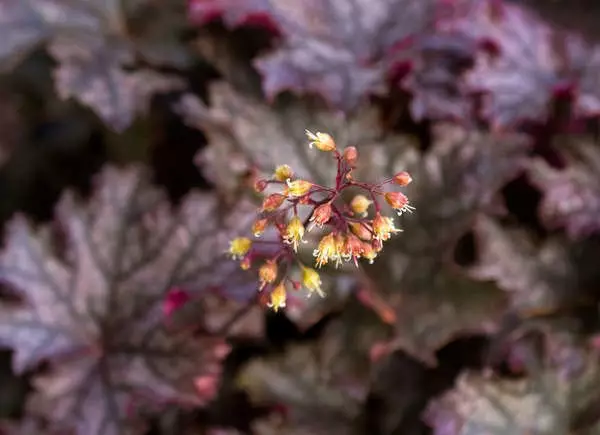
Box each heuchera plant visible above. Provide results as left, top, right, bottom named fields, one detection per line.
left=228, top=130, right=413, bottom=311
left=3, top=0, right=600, bottom=434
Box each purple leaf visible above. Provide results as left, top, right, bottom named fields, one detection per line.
left=189, top=0, right=437, bottom=110
left=437, top=0, right=594, bottom=127
left=255, top=0, right=437, bottom=110
left=362, top=124, right=530, bottom=364
left=237, top=303, right=381, bottom=434
left=424, top=330, right=600, bottom=435
left=456, top=0, right=564, bottom=126
left=178, top=82, right=407, bottom=198
left=49, top=43, right=184, bottom=132
left=401, top=32, right=477, bottom=121
left=0, top=165, right=257, bottom=434
left=469, top=215, right=594, bottom=315
left=0, top=0, right=189, bottom=131
left=0, top=0, right=48, bottom=71
left=529, top=137, right=600, bottom=238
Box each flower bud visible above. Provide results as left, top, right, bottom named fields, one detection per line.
left=282, top=216, right=305, bottom=252
left=313, top=232, right=341, bottom=268
left=392, top=171, right=412, bottom=186
left=274, top=164, right=293, bottom=181
left=343, top=233, right=364, bottom=267
left=254, top=178, right=268, bottom=192
left=284, top=179, right=312, bottom=197
left=268, top=282, right=287, bottom=312
left=262, top=193, right=286, bottom=211
left=301, top=267, right=324, bottom=297
left=343, top=146, right=358, bottom=166
left=384, top=192, right=415, bottom=215
left=372, top=213, right=400, bottom=241
left=240, top=256, right=252, bottom=270
left=258, top=260, right=278, bottom=290
left=306, top=130, right=336, bottom=151
left=252, top=218, right=268, bottom=237
left=361, top=242, right=378, bottom=264
left=228, top=237, right=252, bottom=259
left=350, top=194, right=372, bottom=216
left=349, top=222, right=372, bottom=240
left=309, top=203, right=332, bottom=229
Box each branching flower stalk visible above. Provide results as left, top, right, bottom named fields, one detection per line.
left=228, top=130, right=414, bottom=311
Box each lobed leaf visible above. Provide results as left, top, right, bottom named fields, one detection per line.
left=362, top=124, right=530, bottom=364
left=178, top=82, right=416, bottom=196
left=424, top=333, right=600, bottom=435
left=189, top=0, right=436, bottom=111
left=0, top=0, right=189, bottom=131
left=237, top=300, right=384, bottom=434
left=400, top=33, right=477, bottom=122
left=469, top=215, right=600, bottom=316
left=528, top=137, right=600, bottom=238
left=437, top=0, right=600, bottom=126
left=0, top=165, right=257, bottom=435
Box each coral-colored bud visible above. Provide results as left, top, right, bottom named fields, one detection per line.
left=349, top=222, right=372, bottom=241
left=384, top=192, right=415, bottom=215
left=343, top=146, right=358, bottom=166
left=343, top=233, right=364, bottom=267
left=240, top=256, right=252, bottom=270
left=252, top=218, right=268, bottom=237
left=228, top=237, right=252, bottom=259
left=372, top=213, right=401, bottom=241
left=309, top=203, right=332, bottom=229
left=268, top=282, right=287, bottom=312
left=361, top=242, right=378, bottom=264
left=284, top=179, right=312, bottom=197
left=262, top=193, right=286, bottom=211
left=350, top=194, right=372, bottom=216
left=274, top=164, right=293, bottom=181
left=254, top=178, right=268, bottom=192
left=258, top=260, right=278, bottom=290
left=306, top=130, right=336, bottom=152
left=393, top=171, right=412, bottom=186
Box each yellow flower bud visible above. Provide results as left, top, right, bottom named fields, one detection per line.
left=372, top=213, right=401, bottom=241
left=228, top=237, right=252, bottom=259
left=301, top=266, right=324, bottom=298
left=313, top=232, right=343, bottom=268
left=283, top=216, right=305, bottom=252
left=350, top=194, right=372, bottom=216
left=274, top=164, right=293, bottom=181
left=305, top=130, right=336, bottom=152
left=268, top=282, right=287, bottom=312
left=284, top=179, right=312, bottom=197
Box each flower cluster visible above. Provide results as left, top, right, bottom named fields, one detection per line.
left=228, top=130, right=413, bottom=311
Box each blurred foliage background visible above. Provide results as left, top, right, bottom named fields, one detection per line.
left=2, top=0, right=600, bottom=434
